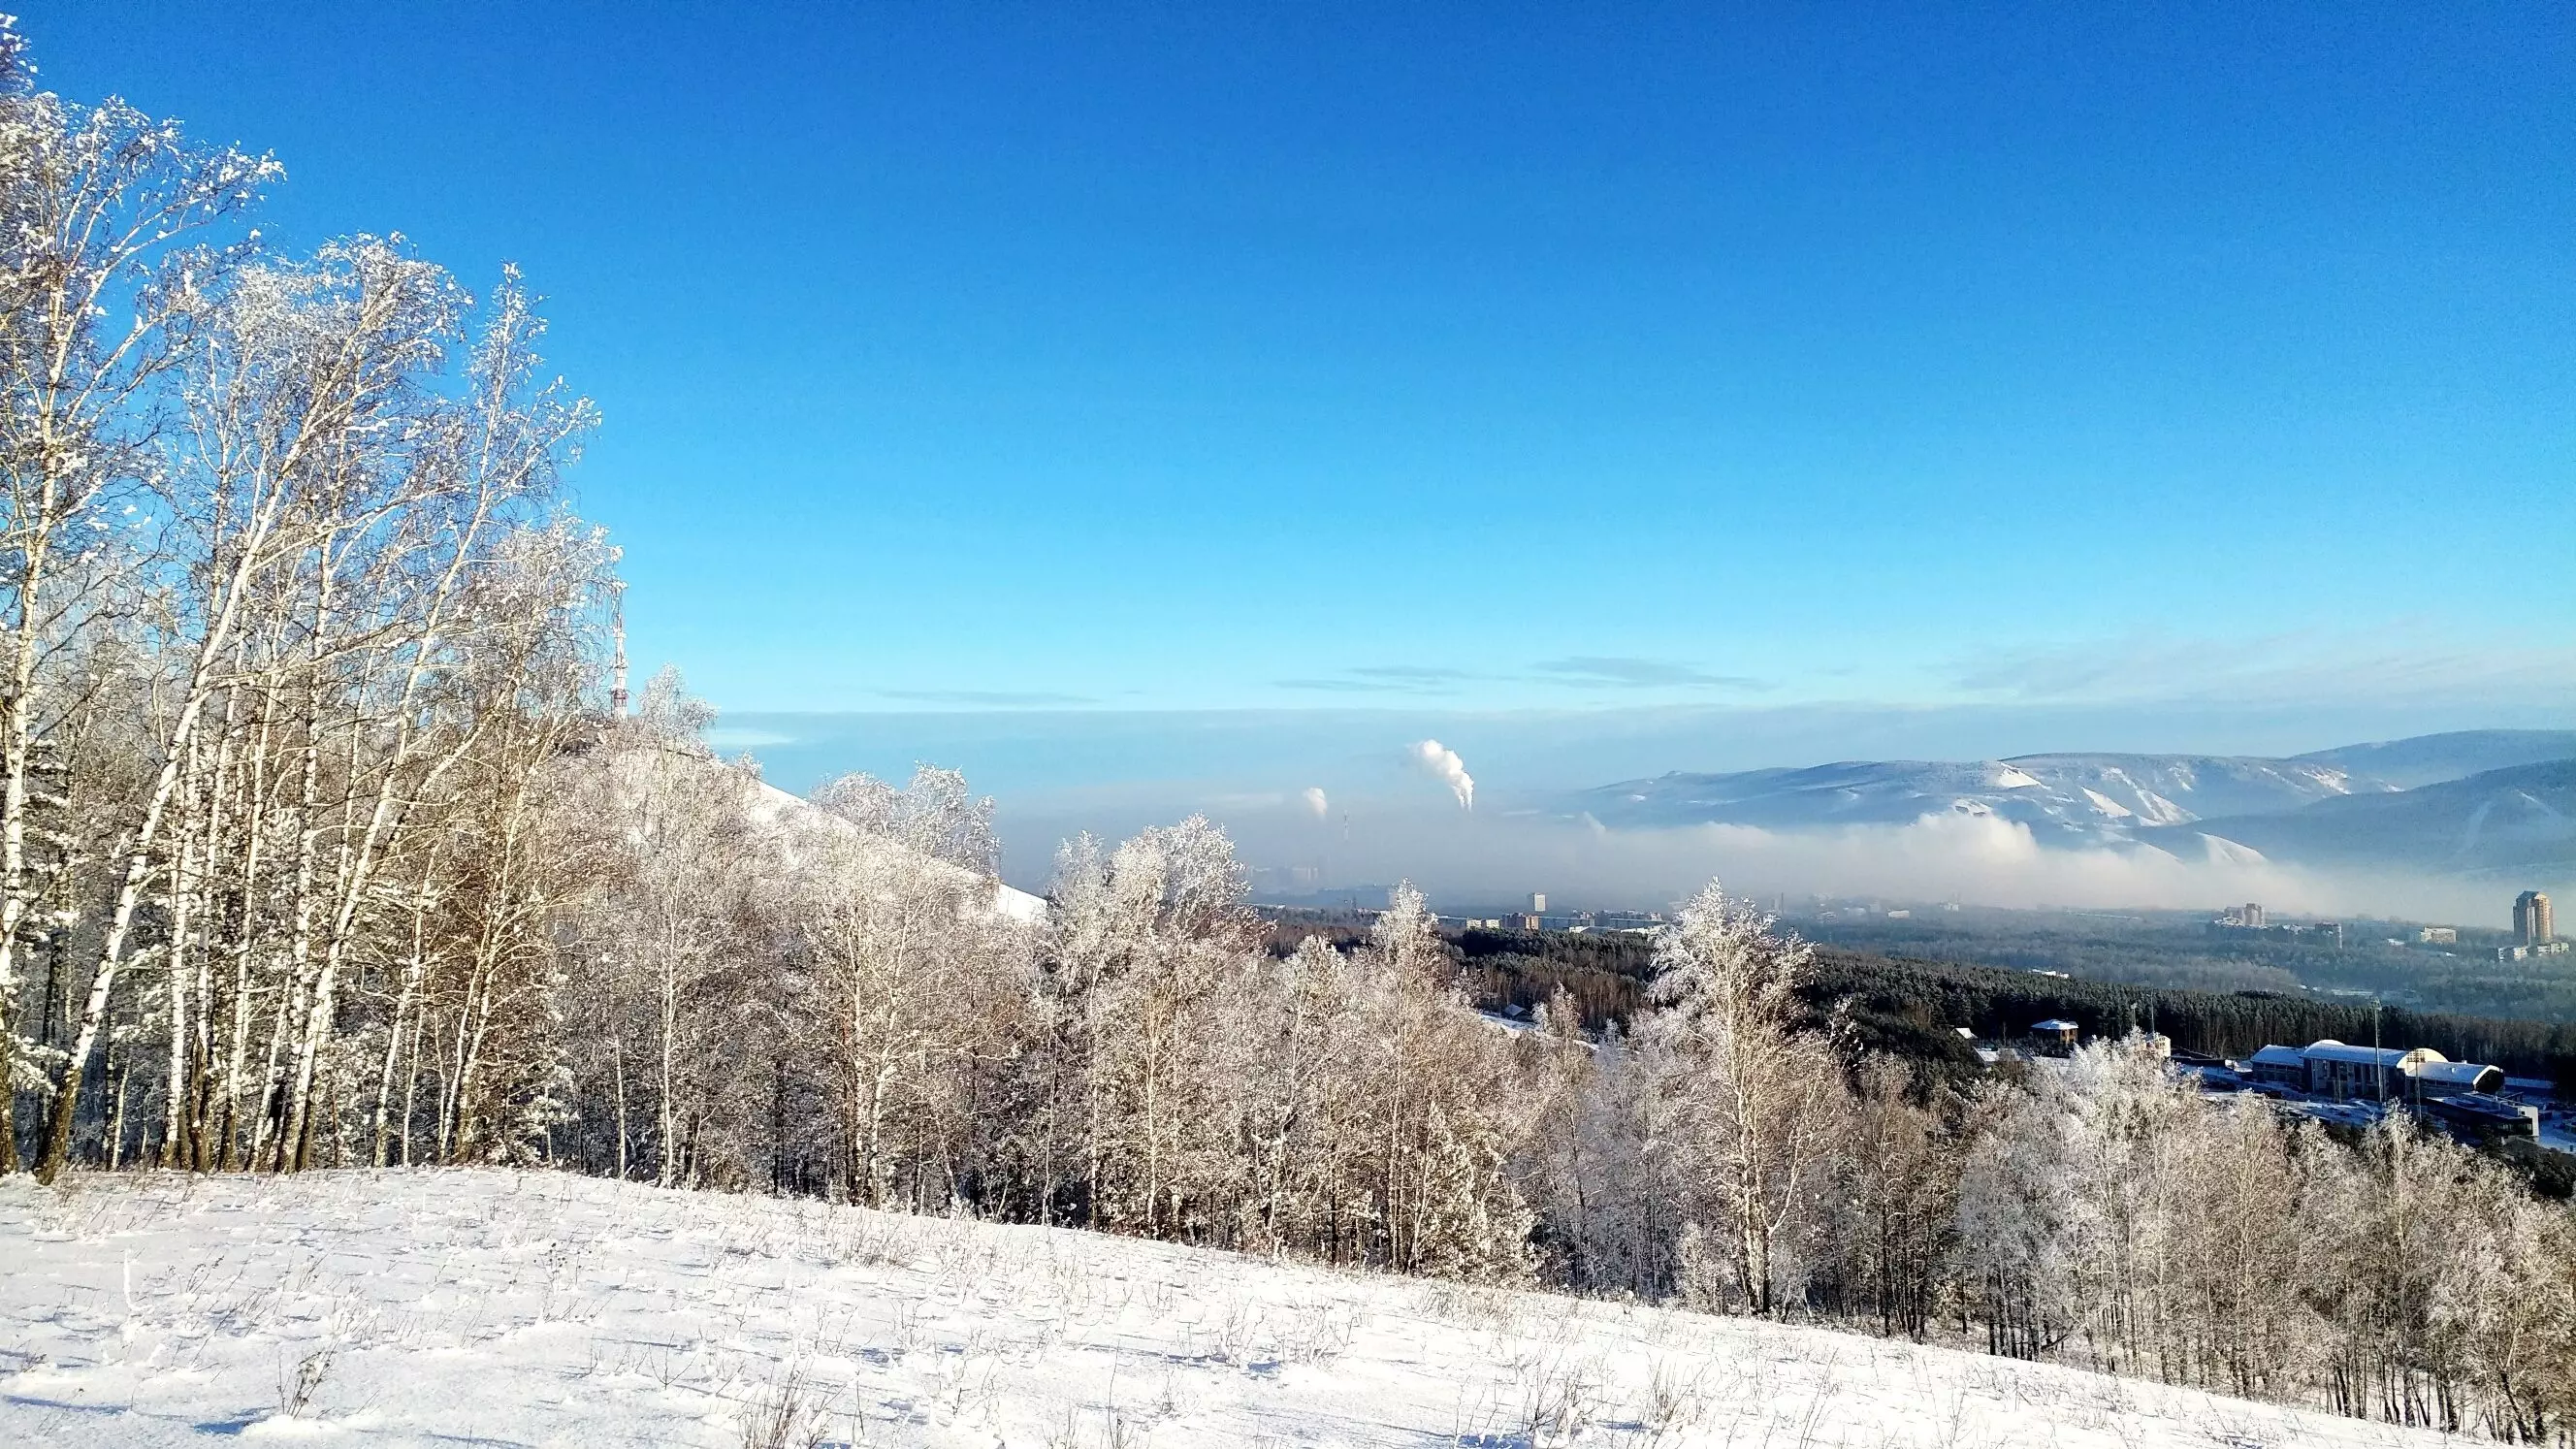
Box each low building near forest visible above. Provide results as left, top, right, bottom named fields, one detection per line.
left=2245, top=1044, right=2309, bottom=1089
left=2234, top=1039, right=2513, bottom=1104
left=2030, top=1018, right=2081, bottom=1052
left=2302, top=1042, right=2441, bottom=1100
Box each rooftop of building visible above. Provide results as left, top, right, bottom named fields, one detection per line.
left=2302, top=1041, right=2441, bottom=1068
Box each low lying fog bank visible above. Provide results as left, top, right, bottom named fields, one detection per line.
left=727, top=709, right=2571, bottom=926
left=994, top=793, right=2553, bottom=925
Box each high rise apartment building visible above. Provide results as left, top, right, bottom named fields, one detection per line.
left=2515, top=890, right=2554, bottom=945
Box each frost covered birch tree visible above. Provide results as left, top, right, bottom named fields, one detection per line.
left=1631, top=883, right=1851, bottom=1314
left=0, top=21, right=276, bottom=1171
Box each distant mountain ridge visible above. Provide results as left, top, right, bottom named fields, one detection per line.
left=1578, top=729, right=2576, bottom=874
left=2181, top=758, right=2576, bottom=877
left=2291, top=730, right=2576, bottom=789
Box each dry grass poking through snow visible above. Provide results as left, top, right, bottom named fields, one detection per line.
left=1, top=1169, right=2448, bottom=1447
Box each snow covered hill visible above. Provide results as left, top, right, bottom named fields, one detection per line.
left=2291, top=729, right=2576, bottom=790
left=1579, top=752, right=2382, bottom=846
left=0, top=1170, right=2454, bottom=1448
left=1574, top=731, right=2576, bottom=872
left=743, top=776, right=1048, bottom=925
left=2179, top=758, right=2576, bottom=876
left=616, top=737, right=1047, bottom=925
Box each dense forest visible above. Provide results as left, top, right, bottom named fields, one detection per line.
left=7, top=29, right=2576, bottom=1445
left=1802, top=911, right=2576, bottom=1023
left=1443, top=924, right=2576, bottom=1086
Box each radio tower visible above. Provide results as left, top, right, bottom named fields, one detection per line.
left=609, top=581, right=629, bottom=717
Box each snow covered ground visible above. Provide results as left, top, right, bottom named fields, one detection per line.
left=1, top=1170, right=2449, bottom=1448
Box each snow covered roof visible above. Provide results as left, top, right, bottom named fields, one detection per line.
left=2302, top=1042, right=2437, bottom=1068
left=2248, top=1045, right=2306, bottom=1068
left=2410, top=1061, right=2502, bottom=1086
left=2031, top=1018, right=2080, bottom=1032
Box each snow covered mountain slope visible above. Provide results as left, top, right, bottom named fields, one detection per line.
left=1575, top=731, right=2576, bottom=870
left=1580, top=752, right=2383, bottom=846
left=2177, top=758, right=2576, bottom=876
left=0, top=1169, right=2440, bottom=1448
left=2293, top=729, right=2576, bottom=790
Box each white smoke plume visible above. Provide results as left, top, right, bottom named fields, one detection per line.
left=1302, top=786, right=1330, bottom=819
left=1408, top=740, right=1474, bottom=810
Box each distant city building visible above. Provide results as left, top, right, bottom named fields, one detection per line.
left=2499, top=945, right=2528, bottom=963
left=1884, top=908, right=1911, bottom=919
left=2214, top=903, right=2270, bottom=930
left=2515, top=890, right=2554, bottom=945
left=1529, top=892, right=1547, bottom=914
left=2417, top=926, right=2458, bottom=945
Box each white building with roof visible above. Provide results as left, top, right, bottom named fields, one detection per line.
left=2300, top=1041, right=2442, bottom=1100
left=2246, top=1044, right=2308, bottom=1088
left=2237, top=1039, right=2512, bottom=1103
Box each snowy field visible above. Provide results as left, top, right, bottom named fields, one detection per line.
left=1, top=1170, right=2449, bottom=1448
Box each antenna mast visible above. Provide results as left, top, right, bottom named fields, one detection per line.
left=610, top=581, right=629, bottom=717
left=2373, top=996, right=2384, bottom=1108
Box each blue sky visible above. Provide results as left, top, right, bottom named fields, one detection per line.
left=26, top=4, right=2573, bottom=754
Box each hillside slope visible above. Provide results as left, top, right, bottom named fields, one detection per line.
left=743, top=775, right=1048, bottom=923
left=2177, top=758, right=2576, bottom=875
left=2294, top=729, right=2576, bottom=789
left=618, top=737, right=1047, bottom=924
left=0, top=1170, right=2453, bottom=1447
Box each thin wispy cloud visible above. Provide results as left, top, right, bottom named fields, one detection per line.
left=1274, top=676, right=1447, bottom=694
left=872, top=688, right=1098, bottom=706
left=1278, top=658, right=1768, bottom=696
left=1531, top=656, right=1768, bottom=691
left=1276, top=663, right=1478, bottom=694
left=1350, top=665, right=1476, bottom=683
